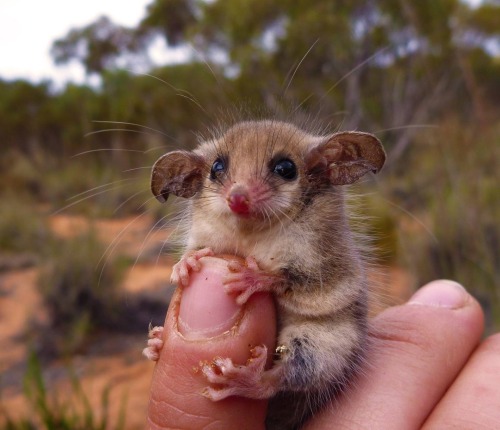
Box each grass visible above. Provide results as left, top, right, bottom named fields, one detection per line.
left=37, top=230, right=127, bottom=355
left=0, top=192, right=49, bottom=256
left=1, top=351, right=126, bottom=430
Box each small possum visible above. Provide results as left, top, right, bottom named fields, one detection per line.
left=144, top=120, right=385, bottom=429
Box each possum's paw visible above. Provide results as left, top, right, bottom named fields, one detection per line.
left=142, top=325, right=164, bottom=361
left=171, top=247, right=214, bottom=287
left=223, top=256, right=279, bottom=305
left=201, top=345, right=280, bottom=401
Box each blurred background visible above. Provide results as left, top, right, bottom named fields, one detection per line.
left=0, top=0, right=498, bottom=428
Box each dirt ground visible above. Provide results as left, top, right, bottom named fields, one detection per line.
left=0, top=214, right=414, bottom=429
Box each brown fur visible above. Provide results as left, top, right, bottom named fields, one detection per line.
left=150, top=120, right=385, bottom=429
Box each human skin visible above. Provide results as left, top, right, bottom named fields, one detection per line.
left=147, top=258, right=500, bottom=430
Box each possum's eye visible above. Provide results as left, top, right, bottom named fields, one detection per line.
left=272, top=158, right=297, bottom=181
left=210, top=157, right=226, bottom=180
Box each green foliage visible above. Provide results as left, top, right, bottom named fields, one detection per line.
left=139, top=0, right=198, bottom=46
left=45, top=160, right=152, bottom=218
left=394, top=119, right=499, bottom=330
left=1, top=351, right=126, bottom=430
left=0, top=191, right=49, bottom=255
left=37, top=231, right=126, bottom=354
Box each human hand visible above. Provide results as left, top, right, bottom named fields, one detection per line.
left=147, top=258, right=499, bottom=429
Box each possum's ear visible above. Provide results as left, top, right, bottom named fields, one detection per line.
left=306, top=132, right=385, bottom=185
left=151, top=150, right=205, bottom=203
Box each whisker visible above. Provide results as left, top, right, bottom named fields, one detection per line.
left=145, top=145, right=172, bottom=154
left=282, top=38, right=320, bottom=96
left=374, top=124, right=438, bottom=134
left=72, top=148, right=145, bottom=157
left=126, top=70, right=209, bottom=115
left=98, top=210, right=153, bottom=286
left=124, top=70, right=178, bottom=92
left=92, top=120, right=178, bottom=141
left=320, top=47, right=389, bottom=102
left=134, top=214, right=170, bottom=266
left=52, top=181, right=135, bottom=215
left=122, top=166, right=153, bottom=173
left=294, top=47, right=388, bottom=113
left=381, top=197, right=438, bottom=243
left=190, top=45, right=225, bottom=88
left=67, top=178, right=135, bottom=201
left=156, top=213, right=186, bottom=265
left=84, top=129, right=153, bottom=138
left=113, top=189, right=149, bottom=215
left=175, top=93, right=208, bottom=114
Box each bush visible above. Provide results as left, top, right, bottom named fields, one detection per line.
left=0, top=148, right=157, bottom=218
left=0, top=192, right=49, bottom=256
left=37, top=231, right=126, bottom=354
left=42, top=159, right=152, bottom=218
left=394, top=118, right=499, bottom=330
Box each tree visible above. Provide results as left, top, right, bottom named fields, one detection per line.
left=51, top=16, right=148, bottom=76
left=48, top=0, right=500, bottom=163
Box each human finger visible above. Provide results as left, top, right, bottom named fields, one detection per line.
left=147, top=256, right=277, bottom=430
left=422, top=332, right=500, bottom=429
left=306, top=280, right=484, bottom=429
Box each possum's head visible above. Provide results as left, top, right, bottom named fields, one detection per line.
left=151, top=121, right=385, bottom=227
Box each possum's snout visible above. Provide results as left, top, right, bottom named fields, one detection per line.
left=226, top=185, right=251, bottom=216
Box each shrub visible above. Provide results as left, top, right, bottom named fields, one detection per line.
left=37, top=231, right=126, bottom=354
left=394, top=118, right=499, bottom=330
left=0, top=192, right=49, bottom=256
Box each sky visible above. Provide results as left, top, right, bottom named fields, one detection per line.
left=0, top=0, right=189, bottom=86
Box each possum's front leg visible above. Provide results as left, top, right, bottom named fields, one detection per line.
left=223, top=256, right=284, bottom=305
left=143, top=325, right=164, bottom=361
left=171, top=247, right=214, bottom=286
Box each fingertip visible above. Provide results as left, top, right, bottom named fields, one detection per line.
left=408, top=279, right=469, bottom=309
left=148, top=257, right=276, bottom=430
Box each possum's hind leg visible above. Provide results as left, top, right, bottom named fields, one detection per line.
left=201, top=345, right=282, bottom=400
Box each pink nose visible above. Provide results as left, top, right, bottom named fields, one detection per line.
left=228, top=192, right=250, bottom=215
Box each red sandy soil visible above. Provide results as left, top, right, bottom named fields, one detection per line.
left=0, top=214, right=414, bottom=429
left=1, top=214, right=173, bottom=429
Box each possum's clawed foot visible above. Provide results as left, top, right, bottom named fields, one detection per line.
left=201, top=345, right=279, bottom=401
left=142, top=325, right=164, bottom=361
left=171, top=247, right=214, bottom=286
left=223, top=256, right=279, bottom=305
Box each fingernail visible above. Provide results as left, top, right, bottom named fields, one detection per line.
left=408, top=280, right=468, bottom=309
left=177, top=256, right=242, bottom=340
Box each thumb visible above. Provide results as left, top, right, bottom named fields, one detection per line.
left=147, top=256, right=277, bottom=430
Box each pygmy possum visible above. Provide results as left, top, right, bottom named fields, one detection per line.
left=143, top=120, right=386, bottom=429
